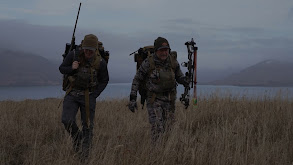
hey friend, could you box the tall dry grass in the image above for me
[0,93,293,165]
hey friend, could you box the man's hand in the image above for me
[128,100,137,113]
[182,77,190,87]
[128,94,137,113]
[72,61,80,70]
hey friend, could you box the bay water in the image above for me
[0,83,292,101]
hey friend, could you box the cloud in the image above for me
[86,0,157,10]
[289,7,293,22]
[0,1,81,16]
[0,7,36,14]
[0,14,16,20]
[1,18,293,82]
[34,0,81,15]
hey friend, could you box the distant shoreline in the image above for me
[1,82,293,88]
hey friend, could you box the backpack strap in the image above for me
[147,55,155,75]
[146,55,157,104]
[169,51,177,71]
[86,54,101,128]
[92,54,101,70]
[147,50,152,57]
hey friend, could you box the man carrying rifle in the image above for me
[128,37,189,142]
[59,34,109,158]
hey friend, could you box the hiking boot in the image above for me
[73,131,82,153]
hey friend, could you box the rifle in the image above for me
[129,49,140,56]
[180,38,198,109]
[61,3,82,92]
[129,47,145,57]
[62,2,82,60]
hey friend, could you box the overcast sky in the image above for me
[1,0,293,80]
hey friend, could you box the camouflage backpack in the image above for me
[98,41,110,64]
[131,45,177,108]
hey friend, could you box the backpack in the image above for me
[98,41,110,64]
[131,46,177,108]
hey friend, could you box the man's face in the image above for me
[83,49,95,59]
[156,48,169,61]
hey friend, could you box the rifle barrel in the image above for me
[129,51,137,56]
[72,3,82,39]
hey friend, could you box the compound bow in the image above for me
[180,38,198,109]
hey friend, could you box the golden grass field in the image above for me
[1,94,293,165]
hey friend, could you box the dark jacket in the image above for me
[59,50,109,98]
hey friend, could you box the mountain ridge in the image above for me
[1,50,292,87]
[0,50,61,86]
[209,59,293,87]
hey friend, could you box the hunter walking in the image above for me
[128,37,189,142]
[59,34,109,158]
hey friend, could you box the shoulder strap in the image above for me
[169,52,177,71]
[73,49,80,62]
[147,50,152,57]
[92,54,101,71]
[90,54,101,91]
[147,55,155,74]
[95,48,101,56]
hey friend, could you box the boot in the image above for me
[73,131,82,153]
[63,122,82,153]
[80,128,91,160]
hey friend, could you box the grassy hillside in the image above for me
[1,95,293,165]
[0,50,61,86]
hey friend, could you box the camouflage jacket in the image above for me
[59,50,109,98]
[130,53,185,101]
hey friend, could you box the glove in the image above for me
[128,94,137,113]
[128,100,137,113]
[182,77,190,87]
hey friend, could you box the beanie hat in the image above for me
[154,37,170,51]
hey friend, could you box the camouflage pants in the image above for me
[62,93,96,157]
[146,98,175,142]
